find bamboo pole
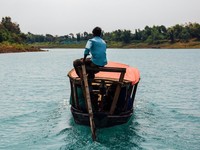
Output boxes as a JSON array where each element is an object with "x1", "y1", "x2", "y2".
[{"x1": 81, "y1": 64, "x2": 96, "y2": 141}]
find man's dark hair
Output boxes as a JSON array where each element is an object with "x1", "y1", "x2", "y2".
[{"x1": 92, "y1": 27, "x2": 102, "y2": 37}]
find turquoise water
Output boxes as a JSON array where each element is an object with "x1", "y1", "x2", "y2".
[{"x1": 0, "y1": 49, "x2": 200, "y2": 150}]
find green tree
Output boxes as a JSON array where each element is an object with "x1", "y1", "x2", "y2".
[
  {"x1": 46, "y1": 34, "x2": 55, "y2": 42},
  {"x1": 179, "y1": 28, "x2": 190, "y2": 42},
  {"x1": 188, "y1": 23, "x2": 200, "y2": 39},
  {"x1": 167, "y1": 28, "x2": 175, "y2": 43},
  {"x1": 76, "y1": 33, "x2": 81, "y2": 42},
  {"x1": 121, "y1": 30, "x2": 131, "y2": 43},
  {"x1": 1, "y1": 17, "x2": 20, "y2": 34},
  {"x1": 173, "y1": 24, "x2": 184, "y2": 39}
]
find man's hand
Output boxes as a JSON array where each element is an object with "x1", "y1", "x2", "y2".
[
  {"x1": 80, "y1": 58, "x2": 85, "y2": 65},
  {"x1": 83, "y1": 54, "x2": 88, "y2": 63}
]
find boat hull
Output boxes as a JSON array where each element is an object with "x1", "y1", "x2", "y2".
[
  {"x1": 68, "y1": 63, "x2": 140, "y2": 129},
  {"x1": 71, "y1": 106, "x2": 133, "y2": 128}
]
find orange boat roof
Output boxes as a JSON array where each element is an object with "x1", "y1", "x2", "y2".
[{"x1": 69, "y1": 61, "x2": 140, "y2": 85}]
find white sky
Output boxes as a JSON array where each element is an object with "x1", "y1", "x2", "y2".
[{"x1": 0, "y1": 0, "x2": 199, "y2": 36}]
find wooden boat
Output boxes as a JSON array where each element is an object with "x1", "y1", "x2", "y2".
[{"x1": 68, "y1": 61, "x2": 140, "y2": 140}]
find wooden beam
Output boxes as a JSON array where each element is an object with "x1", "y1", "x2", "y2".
[
  {"x1": 72, "y1": 82, "x2": 79, "y2": 109},
  {"x1": 109, "y1": 71, "x2": 126, "y2": 115},
  {"x1": 86, "y1": 66, "x2": 126, "y2": 73}
]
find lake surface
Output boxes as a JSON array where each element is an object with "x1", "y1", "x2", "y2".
[{"x1": 0, "y1": 49, "x2": 200, "y2": 150}]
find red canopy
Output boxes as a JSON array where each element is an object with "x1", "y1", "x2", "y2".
[{"x1": 70, "y1": 61, "x2": 140, "y2": 85}]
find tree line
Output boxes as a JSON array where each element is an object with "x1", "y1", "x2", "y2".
[{"x1": 0, "y1": 16, "x2": 200, "y2": 45}]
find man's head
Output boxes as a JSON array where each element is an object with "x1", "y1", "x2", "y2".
[{"x1": 92, "y1": 27, "x2": 102, "y2": 37}]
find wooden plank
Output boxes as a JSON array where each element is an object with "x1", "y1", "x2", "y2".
[
  {"x1": 69, "y1": 80, "x2": 75, "y2": 106},
  {"x1": 109, "y1": 71, "x2": 126, "y2": 115},
  {"x1": 81, "y1": 64, "x2": 96, "y2": 141},
  {"x1": 86, "y1": 66, "x2": 126, "y2": 73},
  {"x1": 131, "y1": 82, "x2": 139, "y2": 106},
  {"x1": 72, "y1": 82, "x2": 79, "y2": 109},
  {"x1": 123, "y1": 85, "x2": 133, "y2": 111}
]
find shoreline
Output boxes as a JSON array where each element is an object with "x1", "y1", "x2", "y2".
[
  {"x1": 32, "y1": 39, "x2": 200, "y2": 49},
  {"x1": 0, "y1": 43, "x2": 46, "y2": 54},
  {"x1": 1, "y1": 40, "x2": 200, "y2": 54}
]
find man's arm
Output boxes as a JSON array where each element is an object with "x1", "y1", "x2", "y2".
[
  {"x1": 83, "y1": 40, "x2": 92, "y2": 63},
  {"x1": 83, "y1": 54, "x2": 88, "y2": 62}
]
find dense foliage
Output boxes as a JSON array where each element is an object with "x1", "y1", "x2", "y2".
[
  {"x1": 0, "y1": 17, "x2": 27, "y2": 43},
  {"x1": 0, "y1": 16, "x2": 200, "y2": 45},
  {"x1": 104, "y1": 23, "x2": 200, "y2": 44}
]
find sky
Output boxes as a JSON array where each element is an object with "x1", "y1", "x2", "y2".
[{"x1": 0, "y1": 0, "x2": 200, "y2": 36}]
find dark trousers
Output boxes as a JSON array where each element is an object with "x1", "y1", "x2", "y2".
[{"x1": 73, "y1": 58, "x2": 100, "y2": 79}]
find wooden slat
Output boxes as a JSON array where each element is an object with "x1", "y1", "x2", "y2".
[
  {"x1": 131, "y1": 82, "x2": 139, "y2": 107},
  {"x1": 123, "y1": 85, "x2": 133, "y2": 111},
  {"x1": 109, "y1": 71, "x2": 126, "y2": 115},
  {"x1": 86, "y1": 66, "x2": 126, "y2": 73},
  {"x1": 86, "y1": 65, "x2": 127, "y2": 115},
  {"x1": 72, "y1": 82, "x2": 79, "y2": 109},
  {"x1": 69, "y1": 80, "x2": 75, "y2": 106}
]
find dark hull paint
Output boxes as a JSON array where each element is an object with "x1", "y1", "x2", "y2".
[{"x1": 71, "y1": 106, "x2": 133, "y2": 128}]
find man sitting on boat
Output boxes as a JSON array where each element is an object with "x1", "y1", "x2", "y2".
[{"x1": 73, "y1": 27, "x2": 107, "y2": 79}]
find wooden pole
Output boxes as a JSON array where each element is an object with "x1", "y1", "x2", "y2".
[{"x1": 81, "y1": 64, "x2": 96, "y2": 141}]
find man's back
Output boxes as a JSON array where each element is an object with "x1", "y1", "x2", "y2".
[{"x1": 85, "y1": 36, "x2": 107, "y2": 66}]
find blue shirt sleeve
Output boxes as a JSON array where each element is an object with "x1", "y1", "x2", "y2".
[{"x1": 84, "y1": 40, "x2": 92, "y2": 55}]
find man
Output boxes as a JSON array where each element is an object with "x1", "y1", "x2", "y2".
[{"x1": 73, "y1": 27, "x2": 107, "y2": 79}]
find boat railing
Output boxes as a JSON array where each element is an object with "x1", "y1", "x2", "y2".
[
  {"x1": 87, "y1": 66, "x2": 126, "y2": 73},
  {"x1": 82, "y1": 66, "x2": 127, "y2": 115}
]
